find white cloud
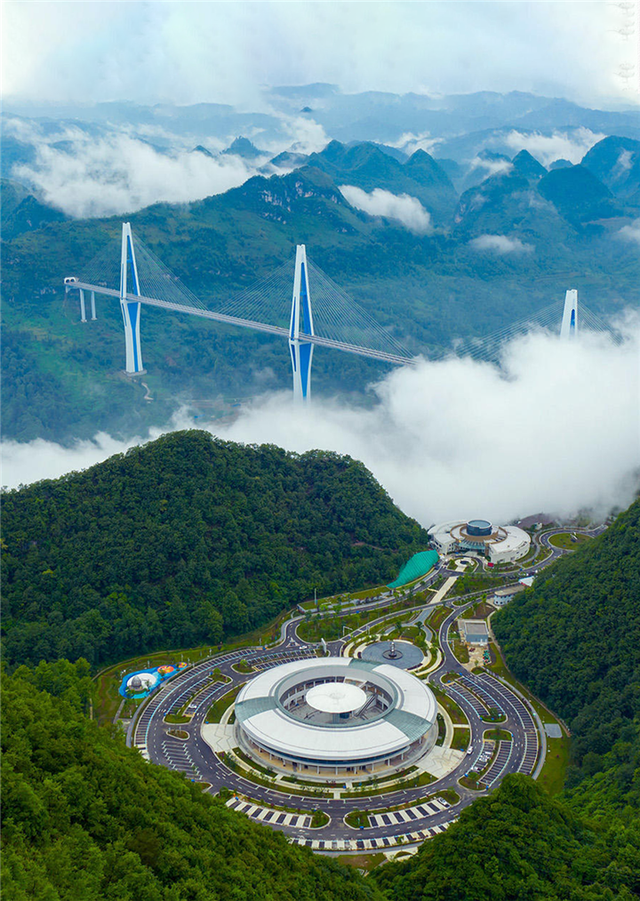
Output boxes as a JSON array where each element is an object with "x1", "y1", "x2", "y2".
[
  {"x1": 469, "y1": 235, "x2": 534, "y2": 255},
  {"x1": 12, "y1": 133, "x2": 262, "y2": 218},
  {"x1": 389, "y1": 132, "x2": 443, "y2": 156},
  {"x1": 469, "y1": 157, "x2": 513, "y2": 177},
  {"x1": 2, "y1": 432, "x2": 151, "y2": 490},
  {"x1": 272, "y1": 116, "x2": 330, "y2": 156},
  {"x1": 617, "y1": 218, "x2": 640, "y2": 244},
  {"x1": 339, "y1": 185, "x2": 432, "y2": 234},
  {"x1": 504, "y1": 128, "x2": 606, "y2": 166},
  {"x1": 614, "y1": 149, "x2": 633, "y2": 174},
  {"x1": 2, "y1": 2, "x2": 632, "y2": 108},
  {"x1": 3, "y1": 322, "x2": 639, "y2": 528}
]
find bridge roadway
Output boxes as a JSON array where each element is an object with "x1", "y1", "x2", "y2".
[
  {"x1": 72, "y1": 281, "x2": 415, "y2": 367},
  {"x1": 130, "y1": 600, "x2": 543, "y2": 851}
]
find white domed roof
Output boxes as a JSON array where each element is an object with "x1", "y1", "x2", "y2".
[{"x1": 306, "y1": 682, "x2": 366, "y2": 713}]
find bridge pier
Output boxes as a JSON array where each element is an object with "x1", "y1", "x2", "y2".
[
  {"x1": 79, "y1": 289, "x2": 87, "y2": 322},
  {"x1": 120, "y1": 222, "x2": 145, "y2": 375},
  {"x1": 289, "y1": 244, "x2": 314, "y2": 402},
  {"x1": 90, "y1": 290, "x2": 97, "y2": 321}
]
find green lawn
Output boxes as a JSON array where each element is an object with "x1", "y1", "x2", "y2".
[
  {"x1": 232, "y1": 660, "x2": 255, "y2": 674},
  {"x1": 484, "y1": 728, "x2": 513, "y2": 741},
  {"x1": 205, "y1": 684, "x2": 245, "y2": 723},
  {"x1": 345, "y1": 810, "x2": 370, "y2": 828},
  {"x1": 336, "y1": 853, "x2": 386, "y2": 871},
  {"x1": 537, "y1": 733, "x2": 572, "y2": 796},
  {"x1": 432, "y1": 685, "x2": 469, "y2": 725},
  {"x1": 451, "y1": 726, "x2": 470, "y2": 751},
  {"x1": 548, "y1": 532, "x2": 591, "y2": 550}
]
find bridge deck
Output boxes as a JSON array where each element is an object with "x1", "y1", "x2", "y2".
[{"x1": 70, "y1": 281, "x2": 416, "y2": 367}]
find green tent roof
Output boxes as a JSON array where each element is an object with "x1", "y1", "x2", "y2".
[{"x1": 388, "y1": 550, "x2": 439, "y2": 589}]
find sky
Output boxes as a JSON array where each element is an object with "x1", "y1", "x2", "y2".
[{"x1": 3, "y1": 1, "x2": 639, "y2": 109}]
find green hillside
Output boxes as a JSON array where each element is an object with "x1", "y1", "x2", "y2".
[
  {"x1": 1, "y1": 430, "x2": 428, "y2": 667},
  {"x1": 375, "y1": 773, "x2": 639, "y2": 901},
  {"x1": 3, "y1": 464, "x2": 640, "y2": 900},
  {"x1": 493, "y1": 499, "x2": 640, "y2": 776},
  {"x1": 2, "y1": 661, "x2": 383, "y2": 901}
]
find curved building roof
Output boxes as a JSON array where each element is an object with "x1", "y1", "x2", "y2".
[
  {"x1": 235, "y1": 657, "x2": 437, "y2": 764},
  {"x1": 388, "y1": 549, "x2": 439, "y2": 589}
]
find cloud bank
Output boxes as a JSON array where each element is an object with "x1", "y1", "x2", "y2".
[
  {"x1": 469, "y1": 235, "x2": 534, "y2": 255},
  {"x1": 339, "y1": 186, "x2": 432, "y2": 234},
  {"x1": 469, "y1": 158, "x2": 513, "y2": 178},
  {"x1": 4, "y1": 323, "x2": 639, "y2": 528},
  {"x1": 390, "y1": 132, "x2": 443, "y2": 156},
  {"x1": 504, "y1": 128, "x2": 606, "y2": 166},
  {"x1": 13, "y1": 132, "x2": 263, "y2": 218}
]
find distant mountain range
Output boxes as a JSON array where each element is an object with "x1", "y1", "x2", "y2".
[
  {"x1": 2, "y1": 97, "x2": 639, "y2": 443},
  {"x1": 6, "y1": 87, "x2": 639, "y2": 147},
  {"x1": 3, "y1": 87, "x2": 639, "y2": 188}
]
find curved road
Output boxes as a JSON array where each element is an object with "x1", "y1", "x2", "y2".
[{"x1": 130, "y1": 596, "x2": 545, "y2": 851}]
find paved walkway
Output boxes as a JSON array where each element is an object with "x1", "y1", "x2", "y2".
[
  {"x1": 429, "y1": 576, "x2": 459, "y2": 605},
  {"x1": 226, "y1": 796, "x2": 314, "y2": 830},
  {"x1": 368, "y1": 795, "x2": 451, "y2": 828}
]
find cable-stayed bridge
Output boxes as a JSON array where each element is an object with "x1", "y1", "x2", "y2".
[{"x1": 64, "y1": 223, "x2": 618, "y2": 401}]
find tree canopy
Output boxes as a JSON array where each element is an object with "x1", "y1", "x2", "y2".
[
  {"x1": 1, "y1": 661, "x2": 383, "y2": 901},
  {"x1": 493, "y1": 500, "x2": 640, "y2": 779},
  {"x1": 374, "y1": 501, "x2": 640, "y2": 899},
  {"x1": 1, "y1": 430, "x2": 427, "y2": 667}
]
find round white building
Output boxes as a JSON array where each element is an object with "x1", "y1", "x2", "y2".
[
  {"x1": 429, "y1": 519, "x2": 530, "y2": 563},
  {"x1": 234, "y1": 657, "x2": 438, "y2": 780}
]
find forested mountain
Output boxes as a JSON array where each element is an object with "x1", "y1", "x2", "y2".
[
  {"x1": 375, "y1": 773, "x2": 640, "y2": 900},
  {"x1": 1, "y1": 430, "x2": 428, "y2": 667},
  {"x1": 303, "y1": 141, "x2": 458, "y2": 224},
  {"x1": 373, "y1": 501, "x2": 640, "y2": 899},
  {"x1": 582, "y1": 136, "x2": 640, "y2": 203},
  {"x1": 2, "y1": 133, "x2": 639, "y2": 443},
  {"x1": 2, "y1": 661, "x2": 382, "y2": 901},
  {"x1": 493, "y1": 498, "x2": 640, "y2": 780}
]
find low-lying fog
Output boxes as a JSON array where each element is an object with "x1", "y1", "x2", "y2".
[{"x1": 3, "y1": 321, "x2": 639, "y2": 527}]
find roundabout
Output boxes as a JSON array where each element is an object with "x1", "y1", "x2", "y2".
[{"x1": 360, "y1": 639, "x2": 424, "y2": 670}]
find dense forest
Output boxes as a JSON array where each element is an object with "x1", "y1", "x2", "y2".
[
  {"x1": 376, "y1": 500, "x2": 640, "y2": 899},
  {"x1": 2, "y1": 661, "x2": 383, "y2": 901},
  {"x1": 375, "y1": 771, "x2": 640, "y2": 900},
  {"x1": 1, "y1": 430, "x2": 428, "y2": 667},
  {"x1": 493, "y1": 498, "x2": 640, "y2": 780}
]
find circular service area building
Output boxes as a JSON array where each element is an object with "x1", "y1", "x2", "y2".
[
  {"x1": 234, "y1": 657, "x2": 438, "y2": 780},
  {"x1": 428, "y1": 519, "x2": 530, "y2": 563}
]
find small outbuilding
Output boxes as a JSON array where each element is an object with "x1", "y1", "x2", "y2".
[{"x1": 460, "y1": 619, "x2": 489, "y2": 645}]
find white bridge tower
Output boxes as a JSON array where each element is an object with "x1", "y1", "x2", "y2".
[
  {"x1": 560, "y1": 289, "x2": 578, "y2": 339},
  {"x1": 120, "y1": 222, "x2": 145, "y2": 375},
  {"x1": 289, "y1": 244, "x2": 314, "y2": 402}
]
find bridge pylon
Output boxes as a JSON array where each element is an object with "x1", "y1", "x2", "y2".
[
  {"x1": 120, "y1": 222, "x2": 145, "y2": 375},
  {"x1": 289, "y1": 244, "x2": 314, "y2": 402},
  {"x1": 560, "y1": 289, "x2": 578, "y2": 339}
]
